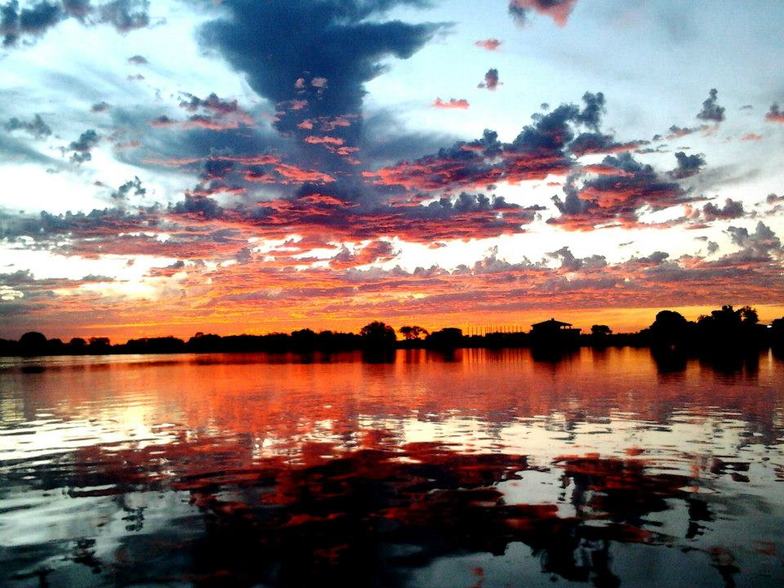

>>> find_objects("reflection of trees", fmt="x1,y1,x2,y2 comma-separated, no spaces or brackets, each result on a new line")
0,435,759,587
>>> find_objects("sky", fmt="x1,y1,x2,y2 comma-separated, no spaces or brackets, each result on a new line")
0,0,783,340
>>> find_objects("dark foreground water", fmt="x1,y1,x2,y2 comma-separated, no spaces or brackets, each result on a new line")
0,348,782,587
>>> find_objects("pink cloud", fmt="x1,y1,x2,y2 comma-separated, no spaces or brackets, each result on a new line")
432,97,470,110
474,38,502,51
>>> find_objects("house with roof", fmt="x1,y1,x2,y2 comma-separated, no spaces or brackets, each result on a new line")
530,318,581,347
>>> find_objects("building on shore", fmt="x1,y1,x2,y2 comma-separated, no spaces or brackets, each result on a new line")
530,318,581,348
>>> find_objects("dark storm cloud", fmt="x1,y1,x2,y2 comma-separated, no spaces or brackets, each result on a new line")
199,0,444,171
127,53,147,64
188,0,446,206
668,151,705,179
0,0,150,47
4,113,51,138
696,88,725,123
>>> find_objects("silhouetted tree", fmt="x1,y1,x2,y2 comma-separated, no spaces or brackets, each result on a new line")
649,310,690,347
88,337,111,354
19,331,48,355
591,325,611,336
696,305,765,352
186,333,222,352
426,328,463,349
291,329,318,351
68,337,87,352
359,321,396,349
399,325,429,340
738,306,758,325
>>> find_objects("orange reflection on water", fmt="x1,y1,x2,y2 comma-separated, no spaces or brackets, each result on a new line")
1,348,784,586
2,347,781,464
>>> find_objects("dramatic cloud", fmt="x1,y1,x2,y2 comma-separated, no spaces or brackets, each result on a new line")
200,0,443,179
432,97,469,110
696,88,725,123
508,0,578,27
2,2,783,337
474,38,501,51
478,68,500,91
550,152,691,230
368,92,613,194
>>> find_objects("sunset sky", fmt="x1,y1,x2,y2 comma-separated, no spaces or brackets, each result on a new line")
1,0,783,340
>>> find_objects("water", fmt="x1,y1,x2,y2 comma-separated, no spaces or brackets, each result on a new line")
0,348,782,587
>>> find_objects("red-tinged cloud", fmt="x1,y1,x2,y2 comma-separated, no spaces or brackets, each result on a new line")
765,103,784,123
550,153,696,231
509,0,578,27
240,192,538,243
569,133,648,157
150,114,254,131
148,92,257,131
741,132,763,141
266,163,336,184
146,153,336,186
475,38,501,51
298,115,357,132
367,95,608,193
328,240,399,269
304,135,345,146
4,215,783,337
433,98,470,110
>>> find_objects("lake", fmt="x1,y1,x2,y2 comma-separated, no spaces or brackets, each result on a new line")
1,348,782,587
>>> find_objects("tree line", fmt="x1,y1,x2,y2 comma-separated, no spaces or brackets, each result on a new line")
1,305,783,357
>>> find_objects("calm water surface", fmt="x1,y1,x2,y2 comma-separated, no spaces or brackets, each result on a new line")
1,348,783,587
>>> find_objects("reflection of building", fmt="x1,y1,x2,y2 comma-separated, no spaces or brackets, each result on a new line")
530,319,581,347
